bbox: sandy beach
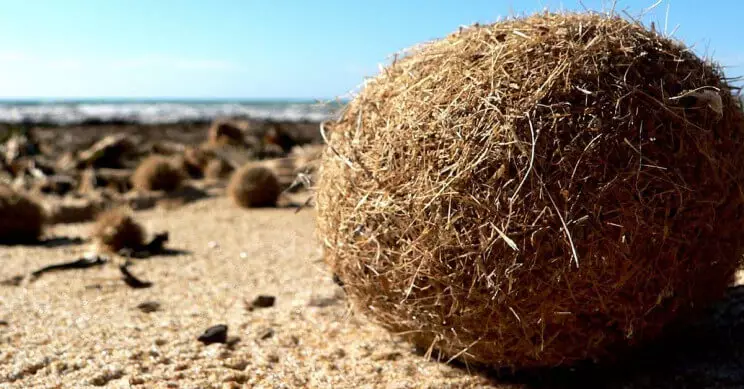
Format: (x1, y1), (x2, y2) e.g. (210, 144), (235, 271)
(0, 119), (492, 388)
(3, 194), (744, 389)
(0, 193), (500, 388)
(3, 0), (744, 387)
(1, 119), (744, 389)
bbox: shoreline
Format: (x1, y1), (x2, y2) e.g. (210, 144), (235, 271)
(2, 119), (326, 153)
(0, 100), (345, 128)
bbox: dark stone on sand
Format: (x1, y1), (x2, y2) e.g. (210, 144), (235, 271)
(198, 324), (228, 345)
(0, 320), (8, 326)
(136, 301), (161, 313)
(249, 295), (276, 310)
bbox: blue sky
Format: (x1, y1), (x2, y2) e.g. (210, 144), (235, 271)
(0, 0), (741, 99)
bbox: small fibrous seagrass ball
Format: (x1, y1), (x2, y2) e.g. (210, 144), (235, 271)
(0, 185), (46, 244)
(228, 164), (281, 208)
(316, 12), (744, 369)
(131, 155), (184, 192)
(91, 208), (145, 252)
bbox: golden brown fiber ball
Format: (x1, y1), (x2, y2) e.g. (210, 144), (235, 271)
(228, 164), (281, 208)
(316, 12), (744, 369)
(131, 155), (184, 192)
(91, 208), (145, 252)
(0, 185), (45, 244)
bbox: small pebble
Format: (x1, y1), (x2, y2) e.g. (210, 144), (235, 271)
(239, 252), (248, 259)
(0, 320), (8, 326)
(198, 324), (228, 345)
(258, 328), (274, 340)
(208, 241), (219, 249)
(51, 361), (68, 374)
(226, 336), (241, 347)
(248, 295), (275, 311)
(88, 367), (123, 386)
(222, 373), (248, 384)
(308, 296), (338, 308)
(224, 359), (249, 371)
(136, 301), (161, 313)
(373, 351), (402, 361)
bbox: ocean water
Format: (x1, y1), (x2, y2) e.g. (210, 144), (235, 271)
(0, 99), (345, 125)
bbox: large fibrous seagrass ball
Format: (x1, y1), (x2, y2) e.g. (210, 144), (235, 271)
(316, 12), (744, 369)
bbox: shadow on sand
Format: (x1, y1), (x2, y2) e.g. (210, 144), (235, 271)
(431, 285), (744, 388)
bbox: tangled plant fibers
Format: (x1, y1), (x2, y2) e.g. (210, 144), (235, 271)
(91, 208), (145, 252)
(316, 12), (744, 369)
(228, 164), (281, 208)
(0, 185), (46, 243)
(131, 155), (185, 192)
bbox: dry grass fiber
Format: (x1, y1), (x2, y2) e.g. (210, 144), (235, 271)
(316, 11), (744, 369)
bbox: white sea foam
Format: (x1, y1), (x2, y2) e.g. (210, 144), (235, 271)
(0, 101), (341, 125)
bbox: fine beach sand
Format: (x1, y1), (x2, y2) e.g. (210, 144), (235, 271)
(0, 194), (497, 389)
(3, 193), (744, 388)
